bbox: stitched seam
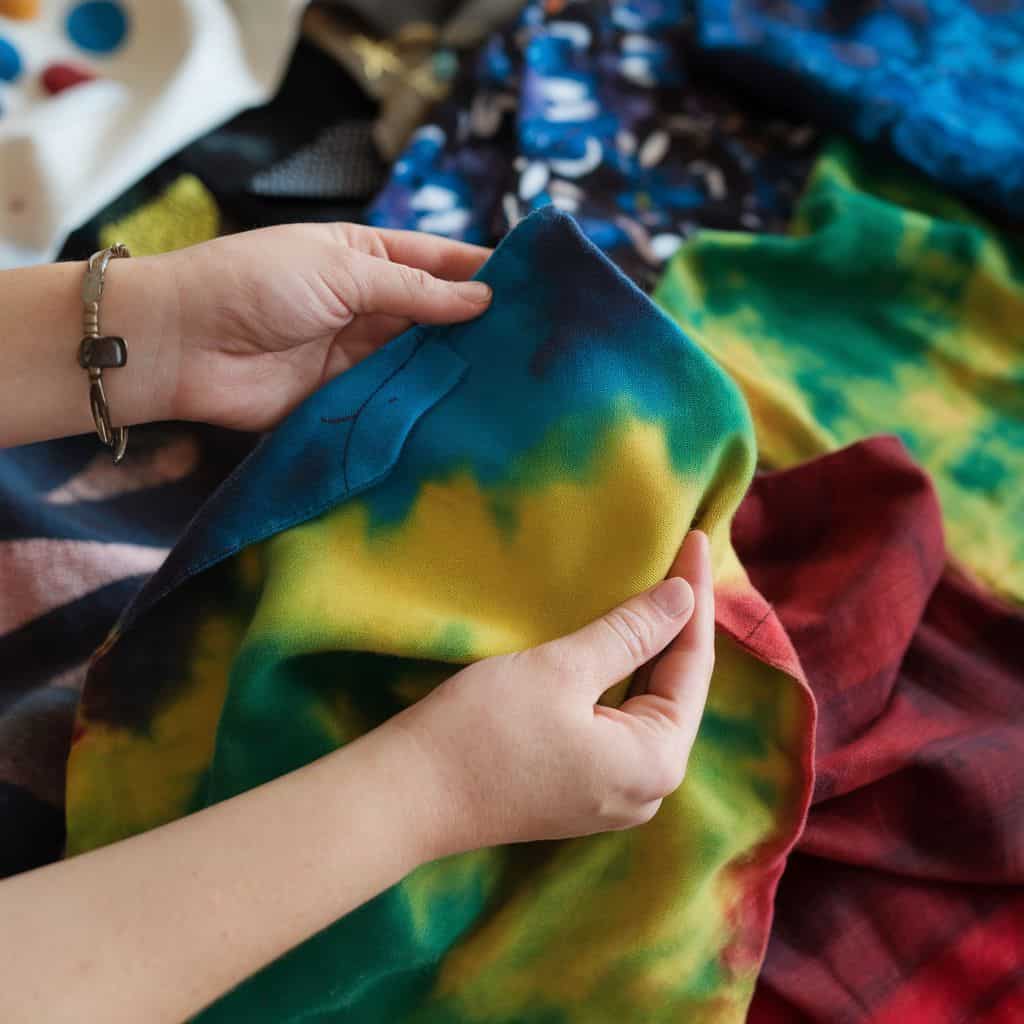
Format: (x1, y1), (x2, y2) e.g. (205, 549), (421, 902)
(328, 333), (426, 493)
(123, 333), (450, 627)
(117, 212), (618, 631)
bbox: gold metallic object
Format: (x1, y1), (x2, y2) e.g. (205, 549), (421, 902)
(79, 244), (130, 463)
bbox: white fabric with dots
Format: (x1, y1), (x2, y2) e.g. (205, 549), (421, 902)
(0, 0), (304, 266)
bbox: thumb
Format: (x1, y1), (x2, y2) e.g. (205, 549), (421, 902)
(342, 250), (493, 324)
(533, 578), (695, 700)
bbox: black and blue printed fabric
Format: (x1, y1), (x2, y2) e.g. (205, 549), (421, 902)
(368, 0), (820, 289)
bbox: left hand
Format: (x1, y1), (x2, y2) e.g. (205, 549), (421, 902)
(154, 222), (493, 432)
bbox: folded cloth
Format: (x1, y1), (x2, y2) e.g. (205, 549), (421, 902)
(368, 0), (818, 288)
(655, 139), (1024, 605)
(694, 0), (1024, 222)
(732, 437), (1024, 1024)
(65, 208), (814, 1023)
(0, 424), (254, 878)
(0, 0), (304, 266)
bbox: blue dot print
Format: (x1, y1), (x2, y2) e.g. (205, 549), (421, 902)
(67, 1), (129, 55)
(0, 36), (23, 83)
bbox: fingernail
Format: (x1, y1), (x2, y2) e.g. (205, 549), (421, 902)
(651, 577), (693, 617)
(454, 280), (492, 303)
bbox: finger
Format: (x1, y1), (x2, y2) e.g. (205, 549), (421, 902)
(375, 228), (493, 281)
(342, 250), (493, 324)
(330, 313), (413, 363)
(620, 531), (715, 740)
(532, 576), (695, 701)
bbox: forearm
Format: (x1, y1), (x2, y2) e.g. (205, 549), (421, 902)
(0, 724), (445, 1024)
(0, 258), (181, 448)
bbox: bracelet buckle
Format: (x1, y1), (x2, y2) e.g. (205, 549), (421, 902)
(80, 244), (130, 463)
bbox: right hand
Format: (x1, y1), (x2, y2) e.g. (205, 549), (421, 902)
(389, 531), (715, 857)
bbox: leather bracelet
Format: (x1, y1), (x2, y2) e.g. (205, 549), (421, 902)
(79, 244), (131, 464)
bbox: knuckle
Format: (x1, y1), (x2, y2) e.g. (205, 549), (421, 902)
(401, 264), (435, 295)
(603, 605), (656, 664)
(331, 261), (368, 314)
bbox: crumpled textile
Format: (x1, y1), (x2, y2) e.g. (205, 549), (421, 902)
(64, 208), (814, 1023)
(694, 0), (1024, 222)
(0, 0), (304, 267)
(655, 139), (1024, 604)
(732, 437), (1024, 1024)
(0, 424), (253, 878)
(368, 0), (818, 288)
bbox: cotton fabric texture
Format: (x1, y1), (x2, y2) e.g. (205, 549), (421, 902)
(65, 209), (814, 1023)
(655, 140), (1024, 605)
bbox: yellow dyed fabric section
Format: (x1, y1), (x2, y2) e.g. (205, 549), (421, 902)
(66, 209), (813, 1023)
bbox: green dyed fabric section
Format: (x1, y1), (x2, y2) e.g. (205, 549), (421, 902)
(655, 139), (1024, 604)
(65, 211), (813, 1023)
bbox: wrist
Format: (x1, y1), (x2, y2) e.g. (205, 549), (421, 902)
(356, 714), (464, 868)
(99, 251), (185, 427)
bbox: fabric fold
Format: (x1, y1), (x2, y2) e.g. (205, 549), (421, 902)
(65, 207), (814, 1023)
(733, 437), (1024, 1024)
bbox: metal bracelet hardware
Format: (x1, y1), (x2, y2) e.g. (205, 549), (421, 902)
(79, 244), (130, 463)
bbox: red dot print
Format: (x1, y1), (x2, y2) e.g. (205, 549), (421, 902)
(41, 62), (96, 95)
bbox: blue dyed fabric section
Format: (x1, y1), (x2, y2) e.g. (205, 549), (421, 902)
(696, 0), (1024, 220)
(120, 206), (742, 633)
(369, 0), (818, 289)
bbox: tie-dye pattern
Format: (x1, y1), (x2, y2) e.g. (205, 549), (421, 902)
(65, 209), (813, 1023)
(655, 139), (1024, 604)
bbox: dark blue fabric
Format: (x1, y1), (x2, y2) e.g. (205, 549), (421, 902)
(0, 424), (252, 876)
(696, 0), (1024, 221)
(119, 334), (467, 633)
(369, 0), (819, 289)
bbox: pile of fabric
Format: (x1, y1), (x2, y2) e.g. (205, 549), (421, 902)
(1, 1), (1022, 1021)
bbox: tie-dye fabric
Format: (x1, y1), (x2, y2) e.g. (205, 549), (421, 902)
(694, 0), (1024, 221)
(733, 437), (1024, 1024)
(655, 140), (1024, 604)
(368, 0), (818, 288)
(65, 209), (814, 1023)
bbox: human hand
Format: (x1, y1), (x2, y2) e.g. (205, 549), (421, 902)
(151, 222), (493, 432)
(388, 531), (715, 858)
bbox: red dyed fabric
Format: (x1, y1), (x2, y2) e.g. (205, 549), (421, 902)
(734, 436), (1024, 1023)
